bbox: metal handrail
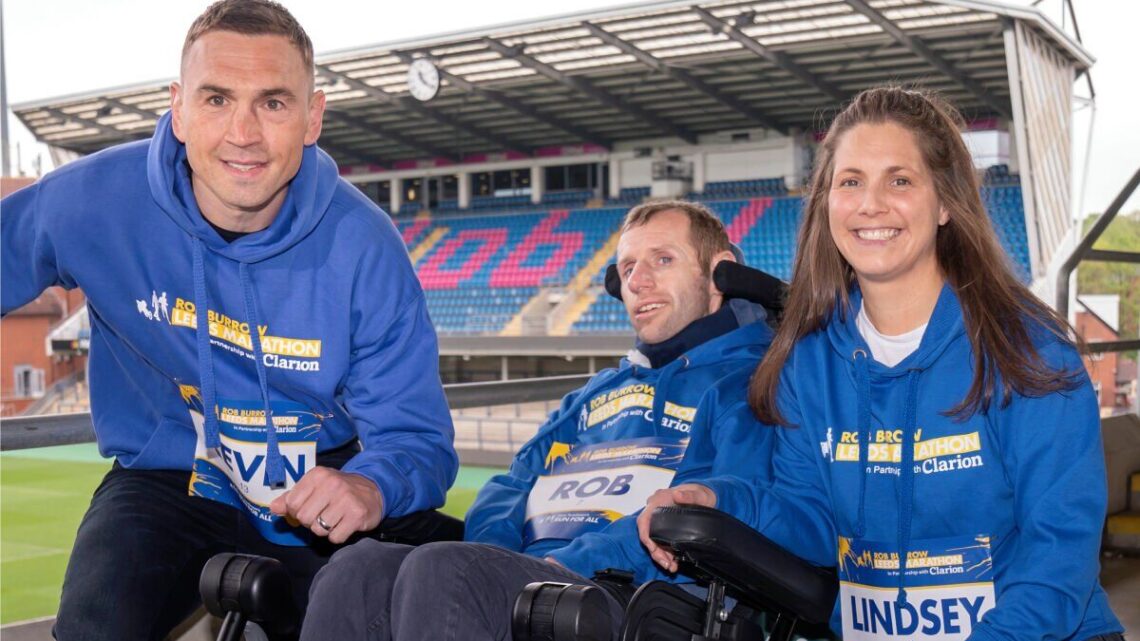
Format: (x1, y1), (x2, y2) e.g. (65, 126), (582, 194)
(1056, 167), (1140, 353)
(0, 374), (591, 452)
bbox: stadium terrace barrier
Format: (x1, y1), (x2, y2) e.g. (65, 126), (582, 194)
(0, 374), (592, 454)
(1057, 166), (1140, 354)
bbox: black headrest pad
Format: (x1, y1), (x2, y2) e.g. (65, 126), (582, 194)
(605, 261), (786, 315)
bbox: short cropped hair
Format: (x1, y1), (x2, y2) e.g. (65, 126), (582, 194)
(182, 0), (314, 73)
(621, 200), (732, 275)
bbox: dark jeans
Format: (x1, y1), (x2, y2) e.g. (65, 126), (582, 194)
(300, 540), (626, 641)
(53, 447), (462, 641)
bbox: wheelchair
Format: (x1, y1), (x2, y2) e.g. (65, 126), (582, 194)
(197, 260), (791, 640)
(512, 505), (837, 641)
(197, 506), (836, 641)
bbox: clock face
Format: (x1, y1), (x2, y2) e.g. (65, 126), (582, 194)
(407, 59), (441, 102)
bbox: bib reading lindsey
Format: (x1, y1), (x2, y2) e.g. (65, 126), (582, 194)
(839, 534), (995, 641)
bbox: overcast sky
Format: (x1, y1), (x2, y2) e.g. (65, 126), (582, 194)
(3, 0), (1137, 215)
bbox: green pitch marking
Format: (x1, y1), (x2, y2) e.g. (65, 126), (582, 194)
(0, 444), (502, 624)
(1, 447), (111, 624)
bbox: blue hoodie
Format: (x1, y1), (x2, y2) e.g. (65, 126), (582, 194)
(1, 113), (457, 529)
(702, 285), (1121, 640)
(465, 300), (774, 571)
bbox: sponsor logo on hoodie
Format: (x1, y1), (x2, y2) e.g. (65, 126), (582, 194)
(821, 429), (985, 476)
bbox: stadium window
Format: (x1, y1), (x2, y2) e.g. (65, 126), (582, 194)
(473, 172), (492, 197)
(441, 175), (458, 200)
(13, 365), (45, 398)
(512, 169), (531, 189)
(545, 165), (566, 191)
(493, 170), (513, 192)
(405, 178), (422, 203)
(353, 181), (390, 206)
(568, 163), (590, 189)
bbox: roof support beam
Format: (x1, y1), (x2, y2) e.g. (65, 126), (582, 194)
(42, 107), (139, 140)
(394, 51), (612, 150)
(582, 21), (786, 134)
(325, 109), (459, 162)
(844, 0), (1012, 118)
(483, 37), (698, 144)
(316, 138), (373, 166)
(317, 64), (533, 155)
(692, 7), (847, 103)
(100, 97), (164, 126)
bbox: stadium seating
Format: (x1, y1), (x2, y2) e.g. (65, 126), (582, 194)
(982, 183), (1031, 281)
(690, 177), (787, 200)
(382, 168), (1030, 335)
(605, 186), (650, 206)
(405, 207), (625, 333)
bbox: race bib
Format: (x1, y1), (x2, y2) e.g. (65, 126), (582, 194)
(839, 534), (995, 640)
(187, 396), (321, 546)
(523, 436), (686, 544)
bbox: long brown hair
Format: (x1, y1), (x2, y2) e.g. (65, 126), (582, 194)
(751, 86), (1078, 425)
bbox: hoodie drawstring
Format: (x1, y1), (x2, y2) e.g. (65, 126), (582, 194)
(853, 349), (871, 538)
(190, 241), (284, 486)
(651, 355), (689, 429)
(853, 351), (921, 605)
(192, 241), (220, 449)
(239, 263), (284, 487)
(896, 370), (921, 606)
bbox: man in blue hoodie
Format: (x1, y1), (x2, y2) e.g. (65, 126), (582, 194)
(298, 200), (777, 641)
(0, 1), (457, 639)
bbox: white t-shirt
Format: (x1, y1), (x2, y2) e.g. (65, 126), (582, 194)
(856, 303), (927, 367)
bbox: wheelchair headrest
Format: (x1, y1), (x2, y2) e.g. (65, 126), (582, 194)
(604, 260), (787, 317)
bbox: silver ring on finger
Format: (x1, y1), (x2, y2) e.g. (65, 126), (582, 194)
(316, 515), (333, 531)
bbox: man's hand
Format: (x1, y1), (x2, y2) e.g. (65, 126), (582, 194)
(636, 484), (717, 573)
(268, 466), (383, 544)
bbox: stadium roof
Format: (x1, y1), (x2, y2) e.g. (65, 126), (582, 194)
(13, 0), (1094, 169)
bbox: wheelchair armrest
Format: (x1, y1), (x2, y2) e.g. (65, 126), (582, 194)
(199, 553), (299, 635)
(649, 505), (837, 625)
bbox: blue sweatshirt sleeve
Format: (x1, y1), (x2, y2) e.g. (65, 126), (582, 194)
(968, 343), (1110, 641)
(337, 254), (458, 519)
(549, 376), (773, 583)
(1, 182), (70, 315)
(464, 384), (589, 551)
(700, 364), (838, 568)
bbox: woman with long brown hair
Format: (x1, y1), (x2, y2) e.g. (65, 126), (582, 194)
(637, 87), (1122, 641)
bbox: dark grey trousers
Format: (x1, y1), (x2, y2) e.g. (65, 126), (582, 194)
(299, 540), (625, 641)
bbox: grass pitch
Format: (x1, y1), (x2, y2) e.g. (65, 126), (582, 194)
(0, 444), (494, 624)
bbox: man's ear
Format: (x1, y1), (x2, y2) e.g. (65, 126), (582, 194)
(707, 250), (736, 313)
(708, 250), (737, 296)
(170, 82), (186, 143)
(304, 90), (326, 146)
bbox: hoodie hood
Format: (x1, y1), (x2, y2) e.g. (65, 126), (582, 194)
(146, 111), (339, 264)
(826, 283), (965, 378)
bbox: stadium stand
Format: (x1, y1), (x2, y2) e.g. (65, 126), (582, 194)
(386, 167), (1030, 335)
(982, 166), (1032, 281)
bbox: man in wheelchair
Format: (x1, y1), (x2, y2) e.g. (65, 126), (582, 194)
(296, 200), (782, 640)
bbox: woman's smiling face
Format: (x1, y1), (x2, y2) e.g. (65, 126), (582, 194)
(828, 121), (949, 290)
